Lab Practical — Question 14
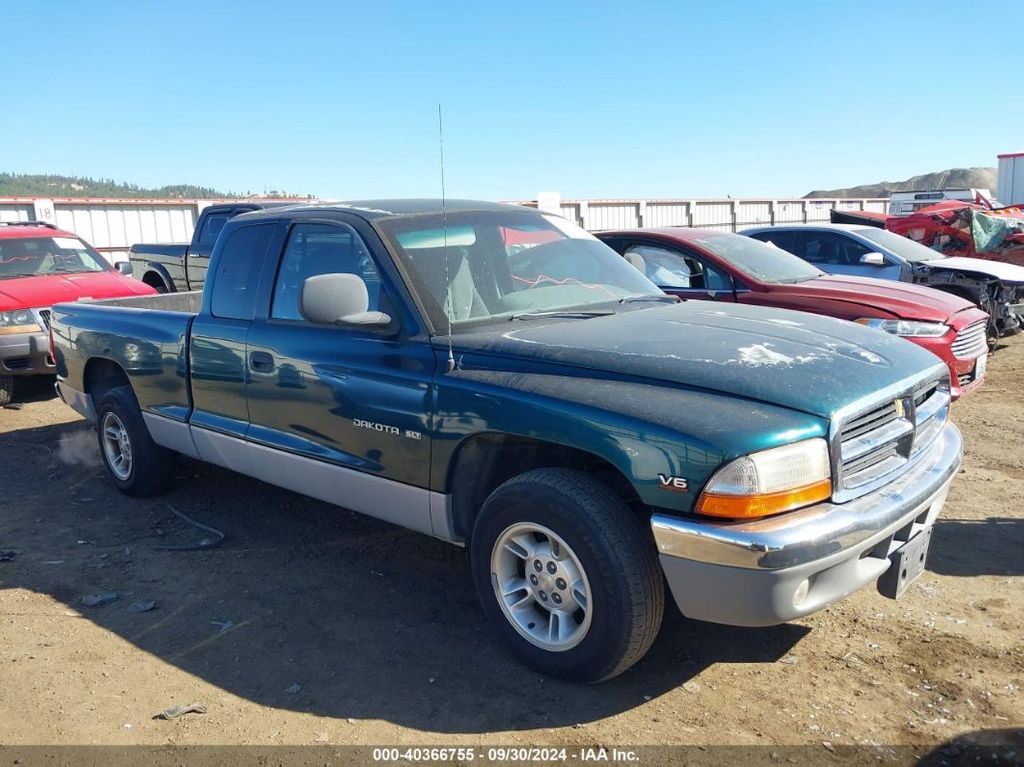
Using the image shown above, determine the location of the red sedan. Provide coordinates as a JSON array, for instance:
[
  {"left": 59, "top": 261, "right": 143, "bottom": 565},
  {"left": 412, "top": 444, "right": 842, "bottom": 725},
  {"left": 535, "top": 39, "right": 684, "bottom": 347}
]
[
  {"left": 0, "top": 222, "right": 156, "bottom": 404},
  {"left": 596, "top": 228, "right": 989, "bottom": 399}
]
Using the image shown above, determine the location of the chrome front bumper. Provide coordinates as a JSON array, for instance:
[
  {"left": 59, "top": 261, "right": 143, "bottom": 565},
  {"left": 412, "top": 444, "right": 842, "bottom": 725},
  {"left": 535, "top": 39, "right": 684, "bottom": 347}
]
[
  {"left": 651, "top": 423, "right": 962, "bottom": 626},
  {"left": 0, "top": 330, "right": 53, "bottom": 375}
]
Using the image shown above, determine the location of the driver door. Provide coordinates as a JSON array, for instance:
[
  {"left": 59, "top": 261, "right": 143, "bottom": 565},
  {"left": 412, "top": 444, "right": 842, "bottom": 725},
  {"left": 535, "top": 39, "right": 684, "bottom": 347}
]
[{"left": 244, "top": 216, "right": 436, "bottom": 534}]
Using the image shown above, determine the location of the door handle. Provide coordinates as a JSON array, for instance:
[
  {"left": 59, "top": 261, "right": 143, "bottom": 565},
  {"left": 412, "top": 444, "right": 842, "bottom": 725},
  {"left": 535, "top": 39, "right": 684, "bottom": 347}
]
[{"left": 249, "top": 351, "right": 275, "bottom": 372}]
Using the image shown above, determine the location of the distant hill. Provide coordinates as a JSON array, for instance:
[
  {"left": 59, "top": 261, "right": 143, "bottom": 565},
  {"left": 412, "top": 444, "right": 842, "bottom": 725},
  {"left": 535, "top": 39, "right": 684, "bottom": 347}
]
[
  {"left": 0, "top": 173, "right": 309, "bottom": 200},
  {"left": 805, "top": 167, "right": 997, "bottom": 199}
]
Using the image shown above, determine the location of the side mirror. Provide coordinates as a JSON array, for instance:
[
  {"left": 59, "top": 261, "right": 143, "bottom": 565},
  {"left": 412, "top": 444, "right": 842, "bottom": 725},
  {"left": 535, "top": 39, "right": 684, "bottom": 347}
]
[
  {"left": 115, "top": 261, "right": 133, "bottom": 276},
  {"left": 860, "top": 252, "right": 886, "bottom": 266},
  {"left": 300, "top": 273, "right": 392, "bottom": 327}
]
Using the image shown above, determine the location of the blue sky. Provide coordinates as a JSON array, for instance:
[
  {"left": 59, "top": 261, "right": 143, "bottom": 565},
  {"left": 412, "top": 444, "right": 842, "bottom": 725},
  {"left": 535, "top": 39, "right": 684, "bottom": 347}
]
[{"left": 2, "top": 1, "right": 1017, "bottom": 200}]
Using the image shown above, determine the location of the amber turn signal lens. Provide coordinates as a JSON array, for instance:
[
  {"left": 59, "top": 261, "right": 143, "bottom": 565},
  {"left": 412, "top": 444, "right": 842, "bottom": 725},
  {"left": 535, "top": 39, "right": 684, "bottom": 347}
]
[{"left": 696, "top": 478, "right": 832, "bottom": 519}]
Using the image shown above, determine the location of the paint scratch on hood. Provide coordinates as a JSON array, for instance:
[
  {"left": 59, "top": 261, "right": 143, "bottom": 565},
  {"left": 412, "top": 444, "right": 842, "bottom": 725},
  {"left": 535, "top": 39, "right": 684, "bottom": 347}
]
[{"left": 735, "top": 343, "right": 822, "bottom": 367}]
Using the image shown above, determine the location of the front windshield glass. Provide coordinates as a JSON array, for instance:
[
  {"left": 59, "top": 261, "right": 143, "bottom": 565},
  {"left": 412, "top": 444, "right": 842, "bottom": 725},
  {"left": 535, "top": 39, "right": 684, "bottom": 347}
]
[
  {"left": 694, "top": 232, "right": 824, "bottom": 284},
  {"left": 376, "top": 209, "right": 663, "bottom": 330},
  {"left": 854, "top": 227, "right": 943, "bottom": 263},
  {"left": 0, "top": 235, "right": 110, "bottom": 279}
]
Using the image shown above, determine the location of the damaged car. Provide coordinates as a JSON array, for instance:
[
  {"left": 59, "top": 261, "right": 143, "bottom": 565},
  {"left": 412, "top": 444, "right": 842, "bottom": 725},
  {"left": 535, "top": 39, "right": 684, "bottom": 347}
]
[{"left": 742, "top": 222, "right": 1024, "bottom": 338}]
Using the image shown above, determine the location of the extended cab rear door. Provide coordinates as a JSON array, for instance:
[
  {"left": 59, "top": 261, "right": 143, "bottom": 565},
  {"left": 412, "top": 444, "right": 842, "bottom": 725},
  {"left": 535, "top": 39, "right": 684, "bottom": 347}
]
[
  {"left": 189, "top": 220, "right": 282, "bottom": 439},
  {"left": 243, "top": 214, "right": 437, "bottom": 535}
]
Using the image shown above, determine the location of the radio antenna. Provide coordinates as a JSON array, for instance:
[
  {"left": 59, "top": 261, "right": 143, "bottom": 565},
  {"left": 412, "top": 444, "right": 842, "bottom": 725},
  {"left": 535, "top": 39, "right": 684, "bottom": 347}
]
[{"left": 439, "top": 103, "right": 456, "bottom": 373}]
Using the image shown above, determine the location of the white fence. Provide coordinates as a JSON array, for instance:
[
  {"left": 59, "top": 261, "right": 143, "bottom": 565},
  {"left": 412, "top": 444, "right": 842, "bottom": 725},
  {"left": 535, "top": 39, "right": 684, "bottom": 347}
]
[
  {"left": 0, "top": 197, "right": 207, "bottom": 263},
  {"left": 515, "top": 196, "right": 888, "bottom": 232},
  {"left": 1, "top": 195, "right": 890, "bottom": 264}
]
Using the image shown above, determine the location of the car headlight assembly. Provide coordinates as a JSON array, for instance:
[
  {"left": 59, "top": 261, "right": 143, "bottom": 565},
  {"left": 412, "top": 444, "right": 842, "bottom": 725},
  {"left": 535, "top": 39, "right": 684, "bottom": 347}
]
[
  {"left": 696, "top": 438, "right": 832, "bottom": 519},
  {"left": 0, "top": 309, "right": 44, "bottom": 335},
  {"left": 856, "top": 318, "right": 949, "bottom": 338}
]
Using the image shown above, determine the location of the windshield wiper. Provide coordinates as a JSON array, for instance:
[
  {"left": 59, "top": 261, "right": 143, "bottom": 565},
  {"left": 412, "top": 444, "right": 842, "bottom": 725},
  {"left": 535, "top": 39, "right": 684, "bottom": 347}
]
[
  {"left": 618, "top": 294, "right": 679, "bottom": 304},
  {"left": 510, "top": 310, "right": 615, "bottom": 321}
]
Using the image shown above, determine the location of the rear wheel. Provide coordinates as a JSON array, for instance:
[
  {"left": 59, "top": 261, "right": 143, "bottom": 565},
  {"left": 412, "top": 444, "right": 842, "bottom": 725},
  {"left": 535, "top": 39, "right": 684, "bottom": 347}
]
[
  {"left": 0, "top": 375, "right": 12, "bottom": 406},
  {"left": 96, "top": 385, "right": 174, "bottom": 497},
  {"left": 470, "top": 468, "right": 664, "bottom": 682}
]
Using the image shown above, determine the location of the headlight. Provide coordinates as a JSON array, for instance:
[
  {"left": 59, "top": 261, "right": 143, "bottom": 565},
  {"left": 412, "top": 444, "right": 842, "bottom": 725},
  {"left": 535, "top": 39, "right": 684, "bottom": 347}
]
[
  {"left": 696, "top": 438, "right": 832, "bottom": 519},
  {"left": 0, "top": 309, "right": 43, "bottom": 335},
  {"left": 856, "top": 318, "right": 949, "bottom": 337}
]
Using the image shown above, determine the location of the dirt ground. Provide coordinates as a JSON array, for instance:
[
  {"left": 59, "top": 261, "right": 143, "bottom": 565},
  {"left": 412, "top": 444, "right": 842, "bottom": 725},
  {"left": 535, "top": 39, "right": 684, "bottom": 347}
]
[{"left": 1, "top": 339, "right": 1022, "bottom": 754}]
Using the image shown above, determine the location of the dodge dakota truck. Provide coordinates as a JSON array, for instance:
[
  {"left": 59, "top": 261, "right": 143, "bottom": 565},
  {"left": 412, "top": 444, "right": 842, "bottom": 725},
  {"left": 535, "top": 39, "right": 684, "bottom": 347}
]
[
  {"left": 52, "top": 200, "right": 962, "bottom": 682},
  {"left": 129, "top": 202, "right": 293, "bottom": 293}
]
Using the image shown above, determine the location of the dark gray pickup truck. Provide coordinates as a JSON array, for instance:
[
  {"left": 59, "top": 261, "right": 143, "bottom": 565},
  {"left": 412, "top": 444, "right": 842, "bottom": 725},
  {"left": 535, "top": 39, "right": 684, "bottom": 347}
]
[
  {"left": 52, "top": 200, "right": 962, "bottom": 682},
  {"left": 129, "top": 202, "right": 293, "bottom": 293}
]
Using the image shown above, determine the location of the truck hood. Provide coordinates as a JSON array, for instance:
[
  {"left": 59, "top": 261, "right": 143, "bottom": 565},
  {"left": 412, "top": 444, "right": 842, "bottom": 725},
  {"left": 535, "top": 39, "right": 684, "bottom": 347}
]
[
  {"left": 782, "top": 274, "right": 972, "bottom": 322},
  {"left": 451, "top": 302, "right": 944, "bottom": 419},
  {"left": 0, "top": 271, "right": 156, "bottom": 311},
  {"left": 922, "top": 256, "right": 1024, "bottom": 284}
]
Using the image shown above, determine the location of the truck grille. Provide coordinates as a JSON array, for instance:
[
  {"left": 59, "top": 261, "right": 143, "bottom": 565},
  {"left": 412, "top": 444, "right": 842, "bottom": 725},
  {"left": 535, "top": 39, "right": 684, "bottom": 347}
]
[
  {"left": 950, "top": 320, "right": 987, "bottom": 359},
  {"left": 833, "top": 374, "right": 950, "bottom": 501},
  {"left": 36, "top": 309, "right": 51, "bottom": 331}
]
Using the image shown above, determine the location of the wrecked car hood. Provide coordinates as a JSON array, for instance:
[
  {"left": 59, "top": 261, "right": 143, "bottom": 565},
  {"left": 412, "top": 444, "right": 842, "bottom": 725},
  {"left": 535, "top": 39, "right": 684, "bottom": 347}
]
[
  {"left": 792, "top": 274, "right": 972, "bottom": 322},
  {"left": 450, "top": 302, "right": 944, "bottom": 419},
  {"left": 922, "top": 257, "right": 1024, "bottom": 284}
]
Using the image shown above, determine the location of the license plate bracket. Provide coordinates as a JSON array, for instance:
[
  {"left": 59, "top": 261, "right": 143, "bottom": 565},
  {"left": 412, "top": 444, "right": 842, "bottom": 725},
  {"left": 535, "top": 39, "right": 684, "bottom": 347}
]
[
  {"left": 877, "top": 527, "right": 933, "bottom": 599},
  {"left": 975, "top": 353, "right": 987, "bottom": 380}
]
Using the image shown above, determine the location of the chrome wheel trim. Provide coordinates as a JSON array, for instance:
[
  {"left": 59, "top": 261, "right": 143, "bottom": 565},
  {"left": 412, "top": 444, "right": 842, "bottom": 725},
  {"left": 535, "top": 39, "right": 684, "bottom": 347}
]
[
  {"left": 490, "top": 522, "right": 593, "bottom": 652},
  {"left": 101, "top": 411, "right": 133, "bottom": 481}
]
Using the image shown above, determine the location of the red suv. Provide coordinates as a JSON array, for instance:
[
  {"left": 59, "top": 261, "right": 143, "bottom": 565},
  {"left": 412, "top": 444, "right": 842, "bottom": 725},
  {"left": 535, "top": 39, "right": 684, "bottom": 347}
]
[
  {"left": 0, "top": 222, "right": 156, "bottom": 404},
  {"left": 597, "top": 228, "right": 989, "bottom": 399}
]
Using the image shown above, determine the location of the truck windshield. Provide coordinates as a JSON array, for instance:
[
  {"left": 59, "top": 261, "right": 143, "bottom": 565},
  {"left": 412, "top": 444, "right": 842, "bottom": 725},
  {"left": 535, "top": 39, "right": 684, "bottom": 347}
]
[
  {"left": 853, "top": 227, "right": 944, "bottom": 264},
  {"left": 376, "top": 210, "right": 663, "bottom": 329},
  {"left": 695, "top": 233, "right": 825, "bottom": 284},
  {"left": 0, "top": 236, "right": 110, "bottom": 279}
]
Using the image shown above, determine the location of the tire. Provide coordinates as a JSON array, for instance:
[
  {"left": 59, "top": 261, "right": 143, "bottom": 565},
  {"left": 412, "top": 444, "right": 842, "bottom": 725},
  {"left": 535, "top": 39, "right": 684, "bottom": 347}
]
[
  {"left": 0, "top": 375, "right": 12, "bottom": 406},
  {"left": 470, "top": 468, "right": 664, "bottom": 683},
  {"left": 96, "top": 385, "right": 174, "bottom": 497}
]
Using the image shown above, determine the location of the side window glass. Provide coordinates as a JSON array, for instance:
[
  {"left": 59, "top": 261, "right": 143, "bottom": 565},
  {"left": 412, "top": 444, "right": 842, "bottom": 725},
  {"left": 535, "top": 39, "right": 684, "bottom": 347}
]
[
  {"left": 209, "top": 223, "right": 276, "bottom": 320},
  {"left": 752, "top": 230, "right": 798, "bottom": 254},
  {"left": 839, "top": 235, "right": 872, "bottom": 265},
  {"left": 802, "top": 232, "right": 870, "bottom": 265},
  {"left": 197, "top": 212, "right": 232, "bottom": 250},
  {"left": 272, "top": 223, "right": 386, "bottom": 322},
  {"left": 704, "top": 263, "right": 732, "bottom": 291},
  {"left": 623, "top": 244, "right": 694, "bottom": 289}
]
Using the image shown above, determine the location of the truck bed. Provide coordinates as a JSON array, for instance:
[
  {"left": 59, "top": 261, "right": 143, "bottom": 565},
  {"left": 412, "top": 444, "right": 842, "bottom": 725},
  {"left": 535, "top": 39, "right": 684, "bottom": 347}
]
[
  {"left": 51, "top": 291, "right": 203, "bottom": 421},
  {"left": 129, "top": 243, "right": 188, "bottom": 258},
  {"left": 81, "top": 291, "right": 203, "bottom": 313}
]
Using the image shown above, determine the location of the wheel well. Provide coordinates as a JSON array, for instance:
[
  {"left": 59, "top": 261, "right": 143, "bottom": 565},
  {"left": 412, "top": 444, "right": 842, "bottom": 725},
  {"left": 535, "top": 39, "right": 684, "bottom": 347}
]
[
  {"left": 83, "top": 358, "right": 131, "bottom": 409},
  {"left": 448, "top": 433, "right": 639, "bottom": 542},
  {"left": 141, "top": 271, "right": 168, "bottom": 292}
]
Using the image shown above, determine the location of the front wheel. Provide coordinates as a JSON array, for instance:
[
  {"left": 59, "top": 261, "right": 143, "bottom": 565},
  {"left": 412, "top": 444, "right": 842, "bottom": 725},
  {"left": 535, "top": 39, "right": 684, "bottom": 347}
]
[{"left": 471, "top": 468, "right": 664, "bottom": 682}]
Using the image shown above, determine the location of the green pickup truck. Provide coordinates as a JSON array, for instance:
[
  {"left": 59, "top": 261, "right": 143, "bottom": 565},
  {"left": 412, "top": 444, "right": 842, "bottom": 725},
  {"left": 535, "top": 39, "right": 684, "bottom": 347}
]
[{"left": 51, "top": 200, "right": 962, "bottom": 682}]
